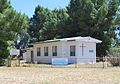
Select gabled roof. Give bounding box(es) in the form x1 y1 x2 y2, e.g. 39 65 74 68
33 36 102 44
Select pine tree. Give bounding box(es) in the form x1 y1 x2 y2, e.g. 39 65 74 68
65 0 119 57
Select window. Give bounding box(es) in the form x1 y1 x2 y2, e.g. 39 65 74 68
70 45 76 56
52 46 57 56
44 47 48 56
37 47 41 56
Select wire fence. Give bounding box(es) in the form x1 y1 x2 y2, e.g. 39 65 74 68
10 57 120 68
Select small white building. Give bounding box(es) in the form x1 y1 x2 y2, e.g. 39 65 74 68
23 36 102 64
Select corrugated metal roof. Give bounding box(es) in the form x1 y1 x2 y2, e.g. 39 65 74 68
33 36 102 44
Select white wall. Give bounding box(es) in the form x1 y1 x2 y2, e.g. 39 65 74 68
33 42 63 63
66 41 96 64
23 50 31 62
77 42 96 64
33 41 81 64
66 41 79 63
24 41 97 64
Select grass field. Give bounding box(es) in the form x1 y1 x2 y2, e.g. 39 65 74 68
0 66 120 84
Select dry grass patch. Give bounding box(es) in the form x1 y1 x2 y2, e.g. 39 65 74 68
0 67 120 84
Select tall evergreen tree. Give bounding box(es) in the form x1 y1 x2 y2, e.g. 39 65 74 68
0 0 29 63
28 5 68 42
28 5 48 42
65 0 119 57
28 0 119 57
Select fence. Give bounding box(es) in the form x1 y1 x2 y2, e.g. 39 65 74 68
10 57 120 68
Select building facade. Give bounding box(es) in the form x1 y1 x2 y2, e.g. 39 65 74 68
23 36 102 64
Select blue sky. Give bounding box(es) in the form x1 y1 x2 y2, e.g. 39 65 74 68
11 0 70 17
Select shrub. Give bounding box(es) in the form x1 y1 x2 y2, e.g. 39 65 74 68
0 59 5 66
21 64 31 67
107 48 120 66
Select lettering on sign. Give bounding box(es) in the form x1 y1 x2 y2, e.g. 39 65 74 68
89 50 94 53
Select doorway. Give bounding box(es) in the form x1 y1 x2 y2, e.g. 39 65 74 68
31 51 34 63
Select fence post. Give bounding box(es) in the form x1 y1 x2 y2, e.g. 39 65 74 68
51 58 52 68
105 57 108 68
75 58 77 68
18 56 20 67
103 57 105 68
7 56 11 67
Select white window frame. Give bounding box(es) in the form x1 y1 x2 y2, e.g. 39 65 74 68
70 45 76 56
44 47 48 56
52 46 57 56
37 47 41 56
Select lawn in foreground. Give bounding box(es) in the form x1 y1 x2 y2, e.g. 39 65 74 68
0 67 120 84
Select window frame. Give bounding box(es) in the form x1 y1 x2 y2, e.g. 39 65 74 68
52 46 57 56
44 47 48 56
37 47 41 56
70 45 76 56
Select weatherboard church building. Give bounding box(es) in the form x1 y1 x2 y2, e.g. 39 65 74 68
23 36 102 64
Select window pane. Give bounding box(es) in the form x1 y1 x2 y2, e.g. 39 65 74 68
37 47 41 56
70 46 75 56
52 46 57 56
44 47 48 56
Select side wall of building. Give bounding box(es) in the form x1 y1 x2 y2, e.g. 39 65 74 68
33 42 63 63
33 41 80 64
24 41 96 64
77 42 96 64
23 50 31 62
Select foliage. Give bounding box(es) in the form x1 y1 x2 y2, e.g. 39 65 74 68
14 17 30 49
0 0 119 62
0 0 29 64
28 0 119 57
28 5 46 42
65 0 119 57
107 48 120 66
28 5 68 42
39 9 69 40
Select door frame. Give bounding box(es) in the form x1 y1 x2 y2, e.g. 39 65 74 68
31 50 34 63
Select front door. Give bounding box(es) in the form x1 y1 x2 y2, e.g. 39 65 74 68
31 51 34 63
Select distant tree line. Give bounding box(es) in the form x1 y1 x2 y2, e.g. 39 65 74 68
0 0 119 64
